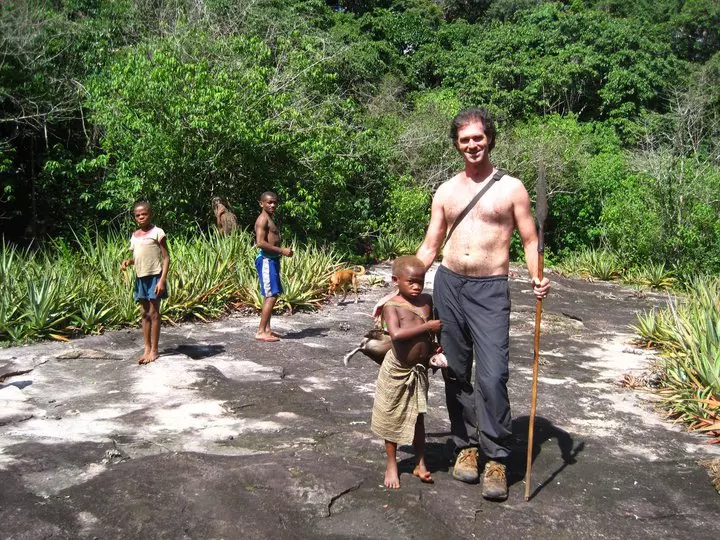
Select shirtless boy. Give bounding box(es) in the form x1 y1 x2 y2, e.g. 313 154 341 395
416 108 550 500
371 256 442 489
254 191 293 342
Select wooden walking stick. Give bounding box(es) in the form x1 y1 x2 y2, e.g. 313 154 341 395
524 162 547 501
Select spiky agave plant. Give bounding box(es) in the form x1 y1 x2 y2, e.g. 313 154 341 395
0 240 27 342
583 248 624 281
635 261 676 290
642 276 720 443
162 235 237 322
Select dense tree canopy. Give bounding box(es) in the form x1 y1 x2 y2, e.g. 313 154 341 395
1 0 719 272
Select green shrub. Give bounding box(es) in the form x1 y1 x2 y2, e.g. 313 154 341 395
624 262 677 291
600 177 665 265
632 276 720 442
0 231 343 344
372 233 419 262
557 248 624 281
384 179 431 239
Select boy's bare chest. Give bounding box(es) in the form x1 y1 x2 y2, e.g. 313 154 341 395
397 304 431 326
266 219 280 235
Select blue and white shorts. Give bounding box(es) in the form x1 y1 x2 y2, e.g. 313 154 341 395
255 255 283 297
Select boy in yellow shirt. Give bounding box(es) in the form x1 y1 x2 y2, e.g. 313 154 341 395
121 200 170 364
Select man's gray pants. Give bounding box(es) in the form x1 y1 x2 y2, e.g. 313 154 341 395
433 265 511 460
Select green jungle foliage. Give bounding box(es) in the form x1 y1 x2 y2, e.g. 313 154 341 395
1 0 719 273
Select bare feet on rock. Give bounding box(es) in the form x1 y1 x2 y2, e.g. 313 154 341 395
413 465 434 484
255 332 280 342
384 462 400 489
138 350 159 365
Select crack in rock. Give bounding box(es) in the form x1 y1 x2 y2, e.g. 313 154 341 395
0 368 33 384
623 512 690 522
0 414 34 427
326 480 363 517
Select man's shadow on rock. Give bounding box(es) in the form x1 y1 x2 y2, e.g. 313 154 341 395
508 416 584 500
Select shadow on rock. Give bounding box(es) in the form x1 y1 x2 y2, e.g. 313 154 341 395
281 327 329 340
0 380 32 390
508 415 584 499
164 344 226 359
397 442 452 476
336 298 366 306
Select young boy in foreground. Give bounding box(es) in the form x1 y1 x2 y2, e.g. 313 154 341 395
121 200 170 364
371 256 442 488
254 191 293 342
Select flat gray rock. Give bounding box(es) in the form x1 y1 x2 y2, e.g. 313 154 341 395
0 263 718 539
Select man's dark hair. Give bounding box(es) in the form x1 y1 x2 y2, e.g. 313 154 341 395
260 191 278 201
449 108 496 152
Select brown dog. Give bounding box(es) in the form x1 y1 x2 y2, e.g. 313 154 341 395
212 197 238 235
328 265 366 303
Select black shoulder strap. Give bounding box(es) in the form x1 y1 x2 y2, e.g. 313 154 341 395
443 169 505 246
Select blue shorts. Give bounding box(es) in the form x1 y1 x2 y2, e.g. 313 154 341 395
134 274 168 302
255 255 283 297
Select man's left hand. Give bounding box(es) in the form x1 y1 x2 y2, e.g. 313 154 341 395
532 277 550 299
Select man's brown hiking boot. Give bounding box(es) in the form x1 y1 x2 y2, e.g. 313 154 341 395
452 447 479 483
481 460 508 501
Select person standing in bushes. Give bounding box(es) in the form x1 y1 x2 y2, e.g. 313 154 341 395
121 199 170 365
415 108 550 501
254 191 293 342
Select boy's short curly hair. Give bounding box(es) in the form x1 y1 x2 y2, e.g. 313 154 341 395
391 255 425 277
449 107 496 152
133 198 151 212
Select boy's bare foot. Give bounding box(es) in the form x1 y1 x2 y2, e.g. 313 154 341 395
139 351 159 365
255 333 280 342
413 465 434 484
270 331 282 338
384 465 400 489
137 347 151 364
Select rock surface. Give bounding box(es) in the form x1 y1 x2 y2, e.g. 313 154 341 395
1 263 719 539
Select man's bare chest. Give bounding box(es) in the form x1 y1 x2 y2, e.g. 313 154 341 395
445 188 513 227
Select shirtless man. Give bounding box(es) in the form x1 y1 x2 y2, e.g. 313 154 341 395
254 191 293 342
416 108 550 501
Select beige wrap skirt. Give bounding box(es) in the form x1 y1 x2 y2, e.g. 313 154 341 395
371 348 429 444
